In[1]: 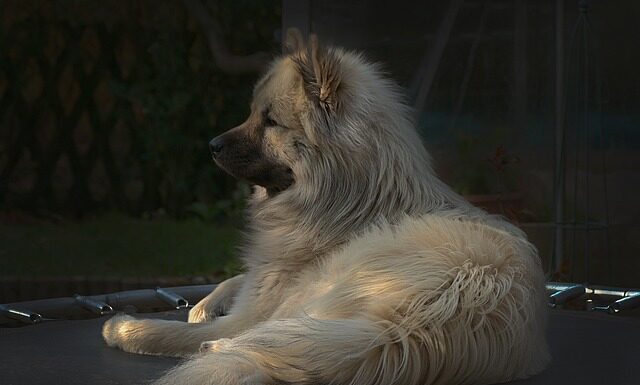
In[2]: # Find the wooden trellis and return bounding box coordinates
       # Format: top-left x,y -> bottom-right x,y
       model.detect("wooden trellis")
1,14 -> 155,214
0,1 -> 276,216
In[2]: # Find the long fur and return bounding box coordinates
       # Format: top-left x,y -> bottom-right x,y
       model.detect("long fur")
102,34 -> 549,385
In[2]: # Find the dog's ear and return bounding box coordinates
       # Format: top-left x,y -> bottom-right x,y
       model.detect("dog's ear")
284,28 -> 305,54
293,34 -> 342,113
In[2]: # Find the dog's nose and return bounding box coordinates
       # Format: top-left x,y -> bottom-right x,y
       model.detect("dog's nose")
209,137 -> 224,158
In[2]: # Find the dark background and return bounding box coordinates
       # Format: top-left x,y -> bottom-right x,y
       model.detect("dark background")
1,0 -> 639,302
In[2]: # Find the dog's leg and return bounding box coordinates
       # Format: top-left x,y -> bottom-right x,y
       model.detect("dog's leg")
102,309 -> 260,357
154,317 -> 424,385
188,274 -> 245,323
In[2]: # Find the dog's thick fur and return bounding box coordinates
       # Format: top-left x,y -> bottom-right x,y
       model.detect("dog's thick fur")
102,31 -> 549,385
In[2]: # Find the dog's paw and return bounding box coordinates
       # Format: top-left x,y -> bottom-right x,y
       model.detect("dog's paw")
102,313 -> 137,349
188,303 -> 215,323
199,338 -> 233,353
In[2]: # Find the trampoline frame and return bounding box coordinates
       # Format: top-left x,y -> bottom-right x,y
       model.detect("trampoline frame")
2,282 -> 639,327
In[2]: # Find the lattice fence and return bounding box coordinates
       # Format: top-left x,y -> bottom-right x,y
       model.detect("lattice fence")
0,1 -> 279,216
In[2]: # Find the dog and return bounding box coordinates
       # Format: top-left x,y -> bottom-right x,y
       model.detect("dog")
102,30 -> 549,385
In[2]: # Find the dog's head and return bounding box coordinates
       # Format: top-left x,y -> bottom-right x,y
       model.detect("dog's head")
207,47 -> 304,195
210,29 -> 415,196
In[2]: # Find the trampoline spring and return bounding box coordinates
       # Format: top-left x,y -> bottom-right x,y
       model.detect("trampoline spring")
548,283 -> 640,314
548,284 -> 586,308
586,299 -> 609,313
0,304 -> 43,324
155,287 -> 189,309
608,293 -> 640,314
73,294 -> 114,316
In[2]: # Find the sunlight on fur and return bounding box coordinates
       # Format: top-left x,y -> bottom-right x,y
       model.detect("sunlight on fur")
101,28 -> 550,385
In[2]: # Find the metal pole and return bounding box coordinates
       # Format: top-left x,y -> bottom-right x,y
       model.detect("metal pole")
553,0 -> 565,274
413,0 -> 464,121
514,0 -> 528,137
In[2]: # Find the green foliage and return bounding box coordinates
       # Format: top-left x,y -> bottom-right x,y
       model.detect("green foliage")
109,2 -> 280,217
0,2 -> 283,279
0,1 -> 281,217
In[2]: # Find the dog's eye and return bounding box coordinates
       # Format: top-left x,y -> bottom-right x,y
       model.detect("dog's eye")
265,116 -> 278,127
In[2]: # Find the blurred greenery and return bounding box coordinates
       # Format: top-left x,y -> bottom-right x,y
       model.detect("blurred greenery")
107,1 -> 281,217
0,1 -> 282,282
0,0 -> 281,217
0,212 -> 242,277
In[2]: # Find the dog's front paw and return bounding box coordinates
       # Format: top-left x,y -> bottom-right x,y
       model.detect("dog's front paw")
102,313 -> 139,351
199,338 -> 233,353
188,303 -> 215,323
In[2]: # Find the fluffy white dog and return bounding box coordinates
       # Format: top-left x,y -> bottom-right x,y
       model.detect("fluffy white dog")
102,30 -> 549,385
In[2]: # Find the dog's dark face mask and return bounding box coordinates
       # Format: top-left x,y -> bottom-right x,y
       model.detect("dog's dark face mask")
209,54 -> 329,195
209,113 -> 294,195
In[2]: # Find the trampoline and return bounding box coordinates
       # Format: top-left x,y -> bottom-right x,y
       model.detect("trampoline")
1,287 -> 639,385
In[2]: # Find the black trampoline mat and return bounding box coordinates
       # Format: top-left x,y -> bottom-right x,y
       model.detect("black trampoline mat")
1,310 -> 639,385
